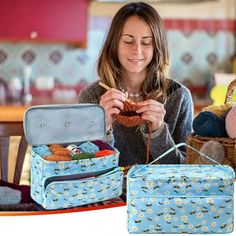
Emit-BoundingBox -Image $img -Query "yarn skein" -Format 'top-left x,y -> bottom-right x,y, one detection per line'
95,150 -> 115,157
198,140 -> 225,164
203,102 -> 234,118
226,104 -> 236,139
193,111 -> 227,137
71,153 -> 96,160
32,145 -> 52,157
198,140 -> 234,168
78,142 -> 100,154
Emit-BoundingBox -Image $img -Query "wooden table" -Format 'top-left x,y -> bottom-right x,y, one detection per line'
0,97 -> 77,184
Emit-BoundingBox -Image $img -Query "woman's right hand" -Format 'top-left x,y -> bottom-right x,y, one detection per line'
100,88 -> 126,132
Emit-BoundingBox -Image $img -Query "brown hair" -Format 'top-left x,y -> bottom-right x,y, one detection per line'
97,2 -> 169,103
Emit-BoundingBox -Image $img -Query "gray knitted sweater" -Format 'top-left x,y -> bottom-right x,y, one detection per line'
78,80 -> 193,166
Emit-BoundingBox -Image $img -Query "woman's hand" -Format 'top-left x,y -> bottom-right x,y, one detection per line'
100,88 -> 126,132
136,99 -> 166,133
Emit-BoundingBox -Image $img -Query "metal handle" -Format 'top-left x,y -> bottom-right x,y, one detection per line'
131,142 -> 221,177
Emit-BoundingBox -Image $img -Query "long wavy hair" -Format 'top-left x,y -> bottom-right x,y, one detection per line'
97,2 -> 170,103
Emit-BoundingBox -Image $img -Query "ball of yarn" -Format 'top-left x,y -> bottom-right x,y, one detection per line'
49,144 -> 70,157
66,144 -> 81,155
53,149 -> 70,157
226,104 -> 236,139
92,140 -> 114,151
203,102 -> 234,118
193,111 -> 227,137
95,150 -> 115,157
49,144 -> 64,152
44,155 -> 72,161
198,140 -> 225,164
32,145 -> 52,157
78,141 -> 100,154
71,153 -> 96,160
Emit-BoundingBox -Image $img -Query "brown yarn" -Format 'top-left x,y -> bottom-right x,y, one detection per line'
49,144 -> 63,152
49,144 -> 70,157
44,155 -> 72,162
53,149 -> 70,157
113,100 -> 152,167
113,101 -> 143,127
98,82 -> 153,167
145,123 -> 152,165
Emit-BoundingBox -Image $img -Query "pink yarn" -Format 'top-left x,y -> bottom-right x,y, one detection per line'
226,104 -> 236,138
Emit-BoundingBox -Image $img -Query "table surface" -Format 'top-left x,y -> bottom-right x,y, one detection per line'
0,97 -> 78,122
0,96 -> 212,122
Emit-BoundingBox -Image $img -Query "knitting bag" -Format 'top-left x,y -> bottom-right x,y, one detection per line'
24,104 -> 123,210
127,143 -> 235,234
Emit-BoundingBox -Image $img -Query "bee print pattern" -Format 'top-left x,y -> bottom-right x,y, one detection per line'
128,165 -> 234,234
31,149 -> 123,209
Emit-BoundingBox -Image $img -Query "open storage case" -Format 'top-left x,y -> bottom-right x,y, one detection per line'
23,104 -> 124,210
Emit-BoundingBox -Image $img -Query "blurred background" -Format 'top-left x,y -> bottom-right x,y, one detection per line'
0,0 -> 235,185
0,0 -> 235,105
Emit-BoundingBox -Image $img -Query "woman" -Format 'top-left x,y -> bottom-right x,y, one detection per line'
78,2 -> 193,166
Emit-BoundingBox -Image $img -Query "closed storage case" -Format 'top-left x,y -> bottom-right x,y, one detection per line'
127,151 -> 234,234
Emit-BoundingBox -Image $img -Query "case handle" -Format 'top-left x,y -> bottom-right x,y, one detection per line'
131,142 -> 221,177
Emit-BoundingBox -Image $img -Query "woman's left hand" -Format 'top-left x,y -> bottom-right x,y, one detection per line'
136,99 -> 166,133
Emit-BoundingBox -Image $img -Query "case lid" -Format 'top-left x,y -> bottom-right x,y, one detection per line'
128,164 -> 235,198
23,104 -> 106,145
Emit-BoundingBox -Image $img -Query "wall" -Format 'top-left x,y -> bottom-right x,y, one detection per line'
90,0 -> 235,88
90,0 -> 235,19
0,0 -> 235,100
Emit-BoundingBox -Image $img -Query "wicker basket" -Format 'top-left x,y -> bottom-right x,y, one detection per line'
186,79 -> 236,171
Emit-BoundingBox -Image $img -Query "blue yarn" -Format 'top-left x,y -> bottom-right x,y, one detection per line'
78,141 -> 100,154
193,111 -> 227,137
32,145 -> 52,157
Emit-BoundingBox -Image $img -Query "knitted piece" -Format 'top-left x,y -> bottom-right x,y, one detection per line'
44,155 -> 72,161
193,111 -> 227,137
226,104 -> 236,138
71,153 -> 96,160
0,187 -> 21,205
78,141 -> 100,154
32,145 -> 52,157
0,180 -> 33,204
113,101 -> 143,127
92,140 -> 114,151
95,150 -> 116,157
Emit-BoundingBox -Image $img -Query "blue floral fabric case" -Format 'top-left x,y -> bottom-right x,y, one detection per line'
127,164 -> 234,234
24,104 -> 124,210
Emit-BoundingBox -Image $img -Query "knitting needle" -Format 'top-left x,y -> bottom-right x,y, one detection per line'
99,81 -> 134,104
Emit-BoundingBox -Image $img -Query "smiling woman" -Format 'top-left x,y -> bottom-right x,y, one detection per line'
118,16 -> 154,76
78,2 -> 193,167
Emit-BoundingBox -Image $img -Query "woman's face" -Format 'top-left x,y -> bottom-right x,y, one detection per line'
118,16 -> 154,77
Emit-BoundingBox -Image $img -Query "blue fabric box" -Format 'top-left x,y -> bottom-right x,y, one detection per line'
127,144 -> 234,234
24,104 -> 123,210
